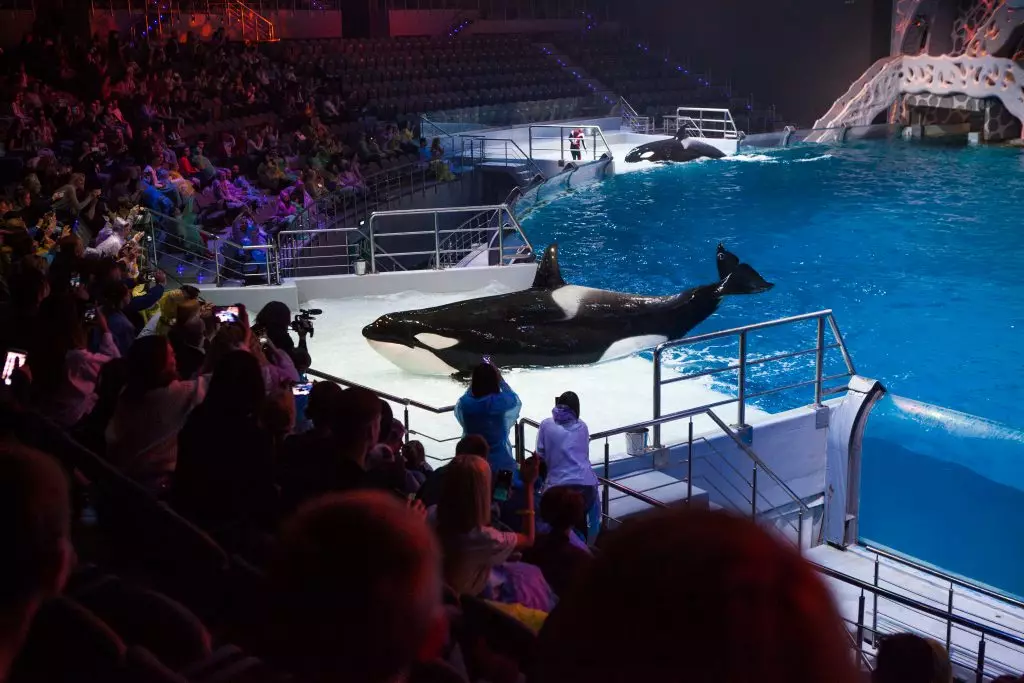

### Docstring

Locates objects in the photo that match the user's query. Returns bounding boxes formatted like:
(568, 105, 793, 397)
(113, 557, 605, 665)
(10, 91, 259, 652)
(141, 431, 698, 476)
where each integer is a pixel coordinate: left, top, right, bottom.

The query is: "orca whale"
(624, 129, 727, 164)
(361, 244, 774, 375)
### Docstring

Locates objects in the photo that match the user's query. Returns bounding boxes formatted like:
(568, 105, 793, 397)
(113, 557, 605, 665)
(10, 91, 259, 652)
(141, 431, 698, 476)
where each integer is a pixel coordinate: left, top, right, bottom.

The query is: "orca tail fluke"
(715, 243, 774, 295)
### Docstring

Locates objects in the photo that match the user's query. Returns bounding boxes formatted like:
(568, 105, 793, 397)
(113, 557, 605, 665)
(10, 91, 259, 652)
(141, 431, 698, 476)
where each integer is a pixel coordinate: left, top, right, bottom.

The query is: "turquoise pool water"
(520, 141, 1024, 596)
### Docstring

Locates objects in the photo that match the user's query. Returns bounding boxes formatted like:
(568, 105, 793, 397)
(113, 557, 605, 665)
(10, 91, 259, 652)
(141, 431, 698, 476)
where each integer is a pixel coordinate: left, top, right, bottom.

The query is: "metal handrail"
(527, 124, 613, 164)
(812, 562, 1024, 648)
(668, 107, 740, 139)
(366, 204, 533, 274)
(518, 398, 809, 548)
(289, 156, 466, 236)
(596, 475, 668, 510)
(863, 543, 1024, 612)
(619, 96, 651, 134)
(530, 456, 1021, 676)
(461, 135, 546, 181)
(652, 310, 857, 443)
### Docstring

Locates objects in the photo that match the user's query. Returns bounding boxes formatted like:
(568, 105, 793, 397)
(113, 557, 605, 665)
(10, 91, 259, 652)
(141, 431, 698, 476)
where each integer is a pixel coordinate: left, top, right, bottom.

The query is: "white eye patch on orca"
(414, 333, 459, 350)
(641, 150, 655, 159)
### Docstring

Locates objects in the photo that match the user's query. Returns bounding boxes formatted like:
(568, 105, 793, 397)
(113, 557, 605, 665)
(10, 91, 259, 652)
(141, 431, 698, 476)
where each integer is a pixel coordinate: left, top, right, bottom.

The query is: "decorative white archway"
(810, 54, 1024, 142)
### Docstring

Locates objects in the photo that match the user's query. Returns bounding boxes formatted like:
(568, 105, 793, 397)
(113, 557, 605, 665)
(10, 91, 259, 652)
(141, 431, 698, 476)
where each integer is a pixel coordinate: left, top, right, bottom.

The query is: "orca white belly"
(367, 340, 458, 375)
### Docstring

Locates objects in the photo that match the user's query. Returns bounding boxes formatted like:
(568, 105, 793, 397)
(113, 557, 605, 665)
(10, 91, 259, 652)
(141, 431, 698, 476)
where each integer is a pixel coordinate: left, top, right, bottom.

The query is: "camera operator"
(253, 301, 313, 372)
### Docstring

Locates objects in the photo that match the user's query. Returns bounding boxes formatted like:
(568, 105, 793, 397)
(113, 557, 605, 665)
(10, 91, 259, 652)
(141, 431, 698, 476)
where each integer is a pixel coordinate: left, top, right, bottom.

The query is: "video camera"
(290, 308, 321, 338)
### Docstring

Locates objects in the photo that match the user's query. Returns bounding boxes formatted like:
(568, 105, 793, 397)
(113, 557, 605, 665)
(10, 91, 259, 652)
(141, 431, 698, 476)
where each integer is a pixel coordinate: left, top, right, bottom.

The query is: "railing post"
(855, 592, 866, 653)
(369, 216, 377, 274)
(653, 346, 662, 446)
(751, 463, 758, 519)
(403, 404, 410, 445)
(592, 128, 596, 161)
(797, 508, 805, 554)
(686, 418, 693, 505)
(815, 315, 825, 406)
(737, 330, 747, 427)
(976, 636, 986, 683)
(514, 421, 523, 466)
(872, 556, 880, 644)
(946, 585, 954, 652)
(213, 237, 222, 284)
(560, 127, 564, 164)
(433, 211, 441, 269)
(497, 219, 504, 265)
(528, 127, 533, 159)
(601, 440, 610, 531)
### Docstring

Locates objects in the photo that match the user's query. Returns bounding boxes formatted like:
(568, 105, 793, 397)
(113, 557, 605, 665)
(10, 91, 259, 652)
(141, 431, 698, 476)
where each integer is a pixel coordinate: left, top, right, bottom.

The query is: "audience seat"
(10, 597, 127, 683)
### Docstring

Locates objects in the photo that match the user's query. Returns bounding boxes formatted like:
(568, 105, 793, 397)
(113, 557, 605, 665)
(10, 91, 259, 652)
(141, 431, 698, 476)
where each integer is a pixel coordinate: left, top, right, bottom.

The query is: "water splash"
(889, 395, 1024, 444)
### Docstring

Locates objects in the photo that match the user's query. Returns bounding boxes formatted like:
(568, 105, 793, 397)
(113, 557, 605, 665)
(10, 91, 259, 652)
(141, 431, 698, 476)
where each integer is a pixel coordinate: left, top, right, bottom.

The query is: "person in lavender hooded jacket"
(535, 391, 600, 543)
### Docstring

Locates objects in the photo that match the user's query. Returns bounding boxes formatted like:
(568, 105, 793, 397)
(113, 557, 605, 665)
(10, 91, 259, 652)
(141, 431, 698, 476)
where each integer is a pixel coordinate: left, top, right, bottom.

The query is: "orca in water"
(362, 244, 773, 375)
(624, 129, 727, 164)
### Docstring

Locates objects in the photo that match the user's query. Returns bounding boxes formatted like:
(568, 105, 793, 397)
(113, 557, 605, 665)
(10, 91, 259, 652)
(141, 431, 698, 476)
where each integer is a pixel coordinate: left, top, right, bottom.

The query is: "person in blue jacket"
(455, 360, 522, 475)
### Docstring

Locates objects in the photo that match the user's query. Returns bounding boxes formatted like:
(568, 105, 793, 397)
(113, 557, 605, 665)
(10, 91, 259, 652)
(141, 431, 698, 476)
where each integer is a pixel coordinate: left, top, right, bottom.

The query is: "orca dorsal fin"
(532, 243, 566, 290)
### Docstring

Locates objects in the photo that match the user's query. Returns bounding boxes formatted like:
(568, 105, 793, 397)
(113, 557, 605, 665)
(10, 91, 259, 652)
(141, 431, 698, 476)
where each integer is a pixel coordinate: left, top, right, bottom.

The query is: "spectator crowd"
(1, 28, 459, 283)
(0, 24, 1015, 683)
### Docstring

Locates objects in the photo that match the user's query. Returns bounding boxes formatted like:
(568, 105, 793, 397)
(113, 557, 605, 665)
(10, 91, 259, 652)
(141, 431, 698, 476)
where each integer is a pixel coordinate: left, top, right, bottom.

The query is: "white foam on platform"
(305, 283, 767, 463)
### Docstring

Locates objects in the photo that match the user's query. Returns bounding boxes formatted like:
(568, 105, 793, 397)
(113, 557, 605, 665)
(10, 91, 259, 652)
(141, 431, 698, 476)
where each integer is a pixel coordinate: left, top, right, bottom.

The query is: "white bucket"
(625, 428, 649, 457)
(354, 260, 368, 276)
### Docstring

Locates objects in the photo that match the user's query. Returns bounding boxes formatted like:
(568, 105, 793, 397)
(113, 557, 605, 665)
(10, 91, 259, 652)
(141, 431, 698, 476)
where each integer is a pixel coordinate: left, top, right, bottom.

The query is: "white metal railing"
(527, 124, 613, 164)
(519, 405, 811, 547)
(619, 96, 651, 134)
(652, 310, 857, 444)
(813, 562, 1024, 680)
(663, 107, 740, 139)
(145, 209, 279, 286)
(366, 204, 533, 274)
(433, 207, 501, 269)
(460, 135, 546, 182)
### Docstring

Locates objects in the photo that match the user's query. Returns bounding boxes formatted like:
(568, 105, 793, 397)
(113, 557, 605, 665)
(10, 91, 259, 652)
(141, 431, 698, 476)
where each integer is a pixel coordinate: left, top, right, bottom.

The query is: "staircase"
(619, 97, 651, 133)
(534, 42, 616, 102)
(462, 136, 545, 189)
(224, 0, 277, 43)
(445, 13, 474, 40)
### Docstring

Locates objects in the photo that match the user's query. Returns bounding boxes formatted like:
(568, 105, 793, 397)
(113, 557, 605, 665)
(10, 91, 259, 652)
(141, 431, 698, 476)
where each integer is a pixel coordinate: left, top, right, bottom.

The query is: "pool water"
(520, 141, 1024, 596)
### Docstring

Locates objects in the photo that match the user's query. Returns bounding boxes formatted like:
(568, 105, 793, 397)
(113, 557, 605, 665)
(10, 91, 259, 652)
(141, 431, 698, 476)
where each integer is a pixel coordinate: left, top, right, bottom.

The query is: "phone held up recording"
(493, 469, 514, 502)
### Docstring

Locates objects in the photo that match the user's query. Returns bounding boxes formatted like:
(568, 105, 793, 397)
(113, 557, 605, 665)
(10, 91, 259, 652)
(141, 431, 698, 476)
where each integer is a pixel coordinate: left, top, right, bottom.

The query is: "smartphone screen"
(214, 305, 239, 323)
(2, 350, 27, 386)
(70, 272, 81, 288)
(292, 382, 313, 396)
(83, 306, 98, 323)
(493, 469, 514, 502)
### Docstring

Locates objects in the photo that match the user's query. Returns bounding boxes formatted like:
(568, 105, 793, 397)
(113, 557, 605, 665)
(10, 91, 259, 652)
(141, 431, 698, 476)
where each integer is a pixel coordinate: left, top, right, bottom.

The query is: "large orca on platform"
(361, 244, 773, 375)
(624, 130, 727, 164)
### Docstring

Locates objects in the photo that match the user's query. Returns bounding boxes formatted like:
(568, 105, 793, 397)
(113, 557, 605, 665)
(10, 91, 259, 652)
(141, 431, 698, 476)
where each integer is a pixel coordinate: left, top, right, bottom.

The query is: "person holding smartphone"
(454, 360, 522, 475)
(436, 453, 539, 597)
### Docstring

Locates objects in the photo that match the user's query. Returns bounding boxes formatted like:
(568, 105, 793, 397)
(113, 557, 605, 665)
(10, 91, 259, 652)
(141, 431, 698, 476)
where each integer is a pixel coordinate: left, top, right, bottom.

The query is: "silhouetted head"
(540, 486, 586, 534)
(536, 508, 858, 683)
(470, 362, 500, 398)
(269, 491, 444, 683)
(873, 633, 952, 683)
(455, 434, 489, 459)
